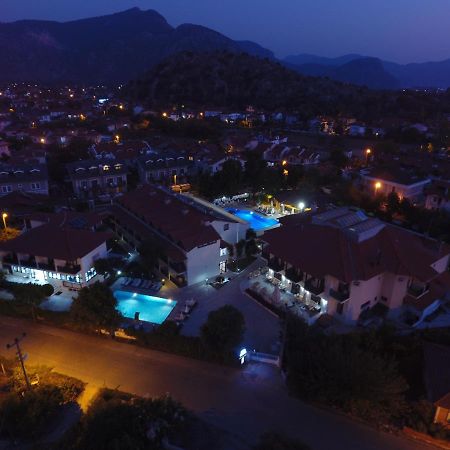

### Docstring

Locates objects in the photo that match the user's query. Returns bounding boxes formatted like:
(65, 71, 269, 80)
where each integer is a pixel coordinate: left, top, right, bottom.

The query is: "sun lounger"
(121, 278, 130, 286)
(132, 279, 141, 287)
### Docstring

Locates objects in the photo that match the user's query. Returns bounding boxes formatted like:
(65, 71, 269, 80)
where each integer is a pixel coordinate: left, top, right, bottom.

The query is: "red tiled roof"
(0, 224, 111, 260)
(263, 221, 449, 283)
(116, 186, 221, 252)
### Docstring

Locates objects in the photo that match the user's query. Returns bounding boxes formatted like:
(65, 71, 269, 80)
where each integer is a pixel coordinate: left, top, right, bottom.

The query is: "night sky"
(2, 0, 450, 63)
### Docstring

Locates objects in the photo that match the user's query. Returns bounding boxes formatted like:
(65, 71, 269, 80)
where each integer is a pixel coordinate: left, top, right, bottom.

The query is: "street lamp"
(375, 181, 382, 194)
(365, 148, 371, 165)
(298, 202, 305, 212)
(2, 212, 8, 229)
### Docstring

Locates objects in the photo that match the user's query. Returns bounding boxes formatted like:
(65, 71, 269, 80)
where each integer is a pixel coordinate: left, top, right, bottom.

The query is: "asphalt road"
(0, 316, 431, 450)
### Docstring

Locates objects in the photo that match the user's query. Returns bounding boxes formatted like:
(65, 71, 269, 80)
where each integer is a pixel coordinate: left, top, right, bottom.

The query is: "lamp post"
(365, 148, 371, 165)
(2, 212, 7, 229)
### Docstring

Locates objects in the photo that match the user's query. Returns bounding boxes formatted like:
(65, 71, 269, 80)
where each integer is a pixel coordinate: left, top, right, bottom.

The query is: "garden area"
(283, 314, 450, 442)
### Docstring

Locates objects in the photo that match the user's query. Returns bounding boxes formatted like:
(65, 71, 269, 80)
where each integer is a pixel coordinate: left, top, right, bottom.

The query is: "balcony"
(56, 265, 81, 275)
(268, 258, 284, 272)
(329, 288, 350, 302)
(38, 261, 56, 271)
(285, 267, 303, 283)
(304, 278, 325, 295)
(22, 258, 37, 269)
(2, 254, 19, 265)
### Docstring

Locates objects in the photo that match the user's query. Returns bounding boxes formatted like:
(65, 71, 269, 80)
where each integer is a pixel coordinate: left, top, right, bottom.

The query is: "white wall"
(186, 240, 221, 285)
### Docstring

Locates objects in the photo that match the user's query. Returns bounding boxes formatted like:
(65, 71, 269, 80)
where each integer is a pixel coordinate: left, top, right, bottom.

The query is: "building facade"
(262, 207, 450, 324)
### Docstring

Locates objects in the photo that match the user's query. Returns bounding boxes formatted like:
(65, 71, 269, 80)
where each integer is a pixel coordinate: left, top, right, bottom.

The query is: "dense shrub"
(0, 385, 64, 438)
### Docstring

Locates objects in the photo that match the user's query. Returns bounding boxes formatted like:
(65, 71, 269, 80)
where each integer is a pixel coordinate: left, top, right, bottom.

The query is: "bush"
(73, 389, 187, 450)
(0, 385, 64, 438)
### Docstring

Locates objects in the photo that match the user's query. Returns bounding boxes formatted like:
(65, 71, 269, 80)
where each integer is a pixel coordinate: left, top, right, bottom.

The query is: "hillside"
(0, 8, 274, 83)
(128, 51, 371, 112)
(128, 51, 450, 121)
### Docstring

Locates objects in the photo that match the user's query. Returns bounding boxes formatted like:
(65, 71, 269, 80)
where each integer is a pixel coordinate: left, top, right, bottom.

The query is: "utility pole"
(6, 332, 30, 389)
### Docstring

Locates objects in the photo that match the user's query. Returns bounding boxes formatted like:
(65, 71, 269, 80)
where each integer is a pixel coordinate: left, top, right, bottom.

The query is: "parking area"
(169, 259, 281, 354)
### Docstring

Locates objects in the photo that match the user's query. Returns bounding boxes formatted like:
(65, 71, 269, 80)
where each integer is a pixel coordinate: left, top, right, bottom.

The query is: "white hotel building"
(262, 208, 450, 323)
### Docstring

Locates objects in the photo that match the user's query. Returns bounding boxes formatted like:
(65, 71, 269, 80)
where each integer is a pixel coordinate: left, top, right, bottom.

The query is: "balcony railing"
(329, 288, 350, 302)
(56, 265, 81, 275)
(304, 278, 325, 295)
(407, 284, 429, 298)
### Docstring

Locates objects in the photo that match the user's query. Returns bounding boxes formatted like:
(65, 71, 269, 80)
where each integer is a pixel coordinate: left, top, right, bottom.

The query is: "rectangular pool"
(226, 208, 279, 231)
(114, 290, 176, 324)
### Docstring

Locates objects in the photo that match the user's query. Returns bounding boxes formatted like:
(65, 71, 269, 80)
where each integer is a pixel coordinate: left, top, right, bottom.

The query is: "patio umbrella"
(272, 285, 281, 304)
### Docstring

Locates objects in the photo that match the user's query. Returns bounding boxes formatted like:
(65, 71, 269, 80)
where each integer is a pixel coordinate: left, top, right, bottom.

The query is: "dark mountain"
(284, 53, 450, 88)
(287, 57, 400, 90)
(128, 51, 371, 113)
(284, 53, 365, 67)
(0, 8, 273, 83)
(129, 51, 450, 121)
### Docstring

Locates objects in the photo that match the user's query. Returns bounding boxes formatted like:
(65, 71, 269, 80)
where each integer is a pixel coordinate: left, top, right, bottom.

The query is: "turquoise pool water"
(226, 208, 279, 231)
(114, 290, 176, 324)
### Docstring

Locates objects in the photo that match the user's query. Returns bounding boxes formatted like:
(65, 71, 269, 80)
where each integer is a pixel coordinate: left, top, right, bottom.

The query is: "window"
(1, 185, 12, 193)
(31, 182, 40, 190)
(223, 224, 229, 231)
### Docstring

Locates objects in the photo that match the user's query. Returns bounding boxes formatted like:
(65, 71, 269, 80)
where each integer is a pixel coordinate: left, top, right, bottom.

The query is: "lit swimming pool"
(114, 290, 176, 324)
(226, 208, 279, 231)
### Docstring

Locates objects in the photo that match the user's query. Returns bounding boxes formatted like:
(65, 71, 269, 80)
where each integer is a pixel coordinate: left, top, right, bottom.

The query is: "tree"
(94, 258, 116, 276)
(201, 305, 245, 354)
(284, 318, 408, 424)
(12, 283, 48, 321)
(70, 282, 121, 335)
(74, 390, 186, 450)
(235, 239, 246, 259)
(386, 191, 401, 215)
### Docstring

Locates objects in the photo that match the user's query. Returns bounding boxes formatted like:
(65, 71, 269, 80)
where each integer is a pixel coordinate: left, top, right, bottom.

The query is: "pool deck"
(111, 279, 186, 324)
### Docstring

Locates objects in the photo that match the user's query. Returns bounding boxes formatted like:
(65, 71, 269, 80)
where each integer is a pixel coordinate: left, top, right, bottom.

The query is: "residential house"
(423, 343, 450, 427)
(0, 223, 111, 288)
(0, 162, 49, 196)
(137, 155, 194, 184)
(425, 179, 450, 212)
(360, 168, 431, 201)
(66, 159, 128, 198)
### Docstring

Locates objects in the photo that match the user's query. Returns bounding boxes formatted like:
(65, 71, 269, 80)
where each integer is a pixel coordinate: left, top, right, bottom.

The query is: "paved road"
(0, 316, 431, 450)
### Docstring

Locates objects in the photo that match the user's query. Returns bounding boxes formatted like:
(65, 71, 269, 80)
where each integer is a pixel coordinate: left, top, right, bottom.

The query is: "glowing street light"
(375, 181, 382, 194)
(365, 148, 372, 165)
(298, 202, 305, 211)
(2, 212, 8, 229)
(282, 160, 287, 166)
